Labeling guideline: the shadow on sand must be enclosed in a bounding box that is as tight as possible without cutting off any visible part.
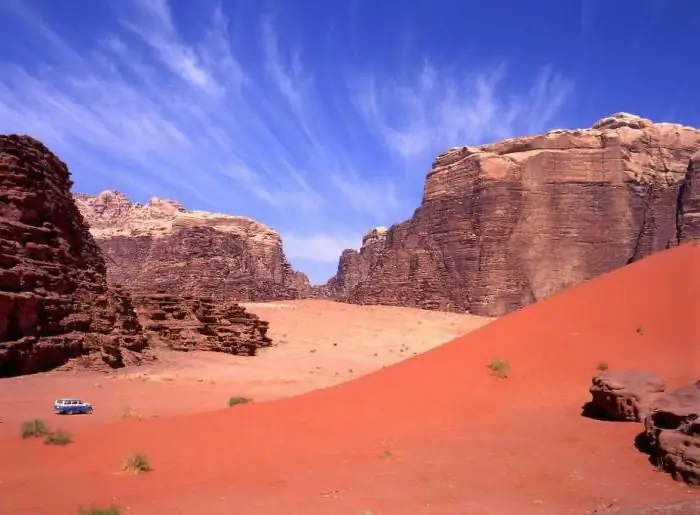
[580,401,618,422]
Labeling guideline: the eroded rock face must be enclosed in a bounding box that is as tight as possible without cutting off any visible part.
[74,191,311,301]
[132,293,271,355]
[678,152,700,241]
[323,113,700,316]
[644,380,700,486]
[589,370,666,422]
[321,227,388,299]
[0,135,150,376]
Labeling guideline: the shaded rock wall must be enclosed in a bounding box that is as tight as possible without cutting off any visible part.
[0,135,149,376]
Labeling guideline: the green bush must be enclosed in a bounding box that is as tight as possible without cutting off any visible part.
[487,359,511,379]
[77,504,121,515]
[45,429,72,446]
[21,419,49,439]
[124,452,151,474]
[228,396,252,407]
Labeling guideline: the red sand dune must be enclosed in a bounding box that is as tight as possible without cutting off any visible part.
[1,244,699,514]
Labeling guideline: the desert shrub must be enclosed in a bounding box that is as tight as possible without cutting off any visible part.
[487,359,511,379]
[75,355,93,368]
[77,504,121,515]
[124,452,151,474]
[228,396,252,407]
[596,361,609,372]
[121,406,141,419]
[21,419,49,439]
[45,429,72,446]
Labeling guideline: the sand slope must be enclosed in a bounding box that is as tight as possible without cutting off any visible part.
[0,301,491,437]
[1,243,698,514]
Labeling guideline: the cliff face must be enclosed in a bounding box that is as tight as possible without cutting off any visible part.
[323,113,700,316]
[74,191,311,301]
[0,135,150,376]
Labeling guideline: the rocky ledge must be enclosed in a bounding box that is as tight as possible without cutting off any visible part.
[133,293,272,356]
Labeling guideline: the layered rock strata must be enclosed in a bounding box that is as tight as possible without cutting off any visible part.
[74,191,311,301]
[132,293,271,356]
[323,113,700,316]
[0,135,149,376]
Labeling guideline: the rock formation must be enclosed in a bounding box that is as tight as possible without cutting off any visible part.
[132,293,271,355]
[589,370,665,422]
[321,227,388,299]
[74,191,311,301]
[644,380,700,486]
[0,135,150,376]
[323,113,700,316]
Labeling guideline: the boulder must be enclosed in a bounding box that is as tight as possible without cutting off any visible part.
[589,370,665,422]
[644,380,700,485]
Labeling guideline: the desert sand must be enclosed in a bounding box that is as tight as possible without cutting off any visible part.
[1,244,699,514]
[0,301,491,434]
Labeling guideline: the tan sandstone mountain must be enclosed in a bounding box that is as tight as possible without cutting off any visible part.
[74,191,311,301]
[322,113,700,316]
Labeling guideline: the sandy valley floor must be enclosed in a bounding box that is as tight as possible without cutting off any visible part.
[0,300,493,435]
[2,247,699,515]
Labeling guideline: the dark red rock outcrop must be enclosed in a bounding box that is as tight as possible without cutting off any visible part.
[0,135,150,376]
[589,370,665,422]
[678,152,700,241]
[323,113,700,316]
[74,191,311,301]
[132,293,271,355]
[644,380,700,486]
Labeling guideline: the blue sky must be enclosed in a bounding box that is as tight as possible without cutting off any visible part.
[0,0,697,284]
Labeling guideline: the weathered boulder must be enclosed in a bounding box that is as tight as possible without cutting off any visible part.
[132,293,272,356]
[323,113,700,316]
[0,135,150,376]
[589,370,666,422]
[644,380,700,485]
[74,191,311,301]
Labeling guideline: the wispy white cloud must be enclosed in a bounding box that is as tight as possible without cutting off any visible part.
[0,0,573,282]
[352,61,573,160]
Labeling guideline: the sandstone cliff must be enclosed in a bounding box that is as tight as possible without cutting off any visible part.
[74,191,311,301]
[132,293,272,355]
[0,135,150,376]
[323,113,700,316]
